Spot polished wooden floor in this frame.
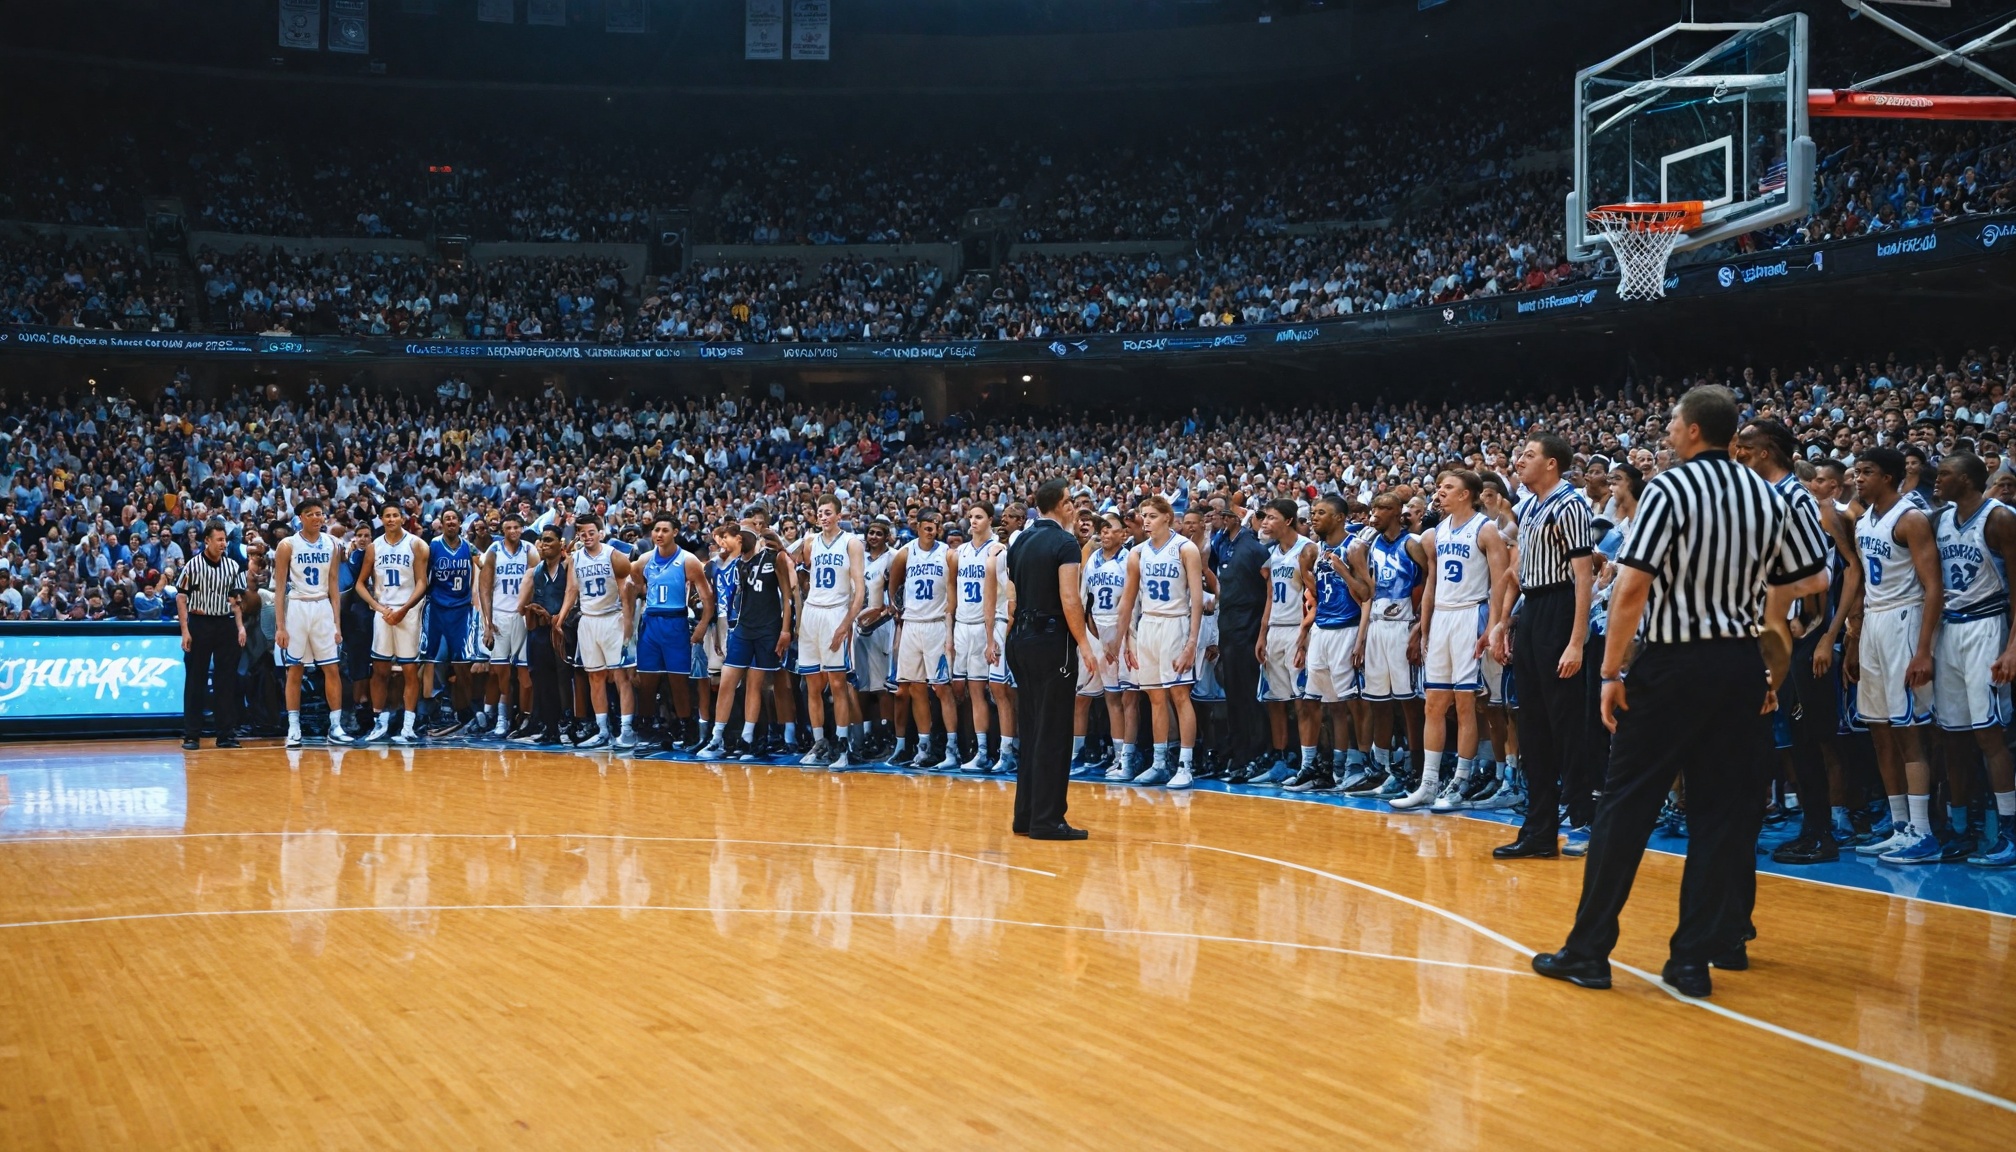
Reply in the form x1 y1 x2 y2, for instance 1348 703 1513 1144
0 741 2012 1149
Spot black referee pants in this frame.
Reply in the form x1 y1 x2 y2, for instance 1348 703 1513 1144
183 615 241 740
1007 622 1076 832
1513 586 1585 842
1216 622 1265 764
1564 639 1773 965
1782 629 1840 842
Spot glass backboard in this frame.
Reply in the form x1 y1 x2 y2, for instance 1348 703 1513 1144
1568 15 1813 261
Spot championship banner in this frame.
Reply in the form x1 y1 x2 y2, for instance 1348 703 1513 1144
527 0 567 26
745 0 783 59
477 0 515 23
605 0 647 33
790 0 829 60
328 0 370 53
278 0 322 50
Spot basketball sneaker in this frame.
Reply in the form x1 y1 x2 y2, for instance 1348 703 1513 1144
1856 823 1914 857
576 729 610 750
931 744 962 771
363 715 392 743
993 749 1017 775
801 740 833 767
1104 754 1135 782
327 724 355 745
1282 764 1331 792
1460 772 1500 808
1968 830 2016 867
1341 769 1390 797
1878 827 1942 866
1388 774 1440 810
1370 773 1412 801
1247 758 1295 787
390 727 420 746
612 729 638 752
1428 776 1471 813
697 736 728 760
1131 763 1169 787
1166 765 1194 790
961 750 995 774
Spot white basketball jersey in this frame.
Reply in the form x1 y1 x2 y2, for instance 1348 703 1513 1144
574 544 621 617
991 542 1013 621
287 531 335 602
1085 545 1129 626
373 533 417 609
903 540 951 623
955 540 994 625
1137 534 1191 619
489 540 532 615
1267 536 1308 626
1858 499 1924 613
1433 512 1491 608
805 530 854 610
1937 501 2008 620
863 548 895 612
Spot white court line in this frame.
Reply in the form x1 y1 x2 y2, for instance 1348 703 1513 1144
0 903 1529 975
0 833 1053 878
1166 841 2016 1116
1185 784 2016 920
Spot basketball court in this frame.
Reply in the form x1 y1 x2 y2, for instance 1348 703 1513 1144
0 738 2011 1147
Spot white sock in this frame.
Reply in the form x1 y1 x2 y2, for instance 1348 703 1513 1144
288 710 301 730
1006 737 1018 753
1347 748 1368 766
1073 735 1085 755
1301 745 1317 768
1906 794 1931 836
619 713 633 733
334 708 347 728
1180 746 1194 769
1151 745 1167 768
1119 742 1134 765
1373 746 1392 769
1455 756 1475 782
837 724 852 745
1422 749 1444 781
597 714 611 735
895 736 909 754
1997 791 2016 818
742 722 758 743
978 732 991 755
1888 794 1910 827
1505 754 1521 780
401 712 416 733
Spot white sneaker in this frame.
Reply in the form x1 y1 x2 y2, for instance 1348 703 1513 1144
285 729 303 748
327 725 355 745
698 739 727 760
828 749 853 770
491 720 509 739
1856 825 1915 857
1167 767 1194 790
1104 762 1134 781
364 718 391 743
577 730 610 750
1429 775 1471 813
1388 774 1441 811
612 729 638 751
933 750 961 771
391 728 418 746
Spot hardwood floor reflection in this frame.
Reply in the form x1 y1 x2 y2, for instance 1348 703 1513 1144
0 743 2010 1148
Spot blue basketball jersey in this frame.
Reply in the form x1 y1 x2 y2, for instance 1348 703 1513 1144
429 537 473 608
644 547 690 618
1312 538 1361 628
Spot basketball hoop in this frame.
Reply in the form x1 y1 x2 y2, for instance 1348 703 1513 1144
1586 201 1704 301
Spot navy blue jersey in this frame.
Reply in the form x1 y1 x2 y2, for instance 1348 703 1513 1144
1312 538 1361 628
429 537 474 609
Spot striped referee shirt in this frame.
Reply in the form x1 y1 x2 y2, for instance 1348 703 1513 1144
1516 480 1596 589
177 553 245 618
1618 451 1828 644
1772 472 1832 626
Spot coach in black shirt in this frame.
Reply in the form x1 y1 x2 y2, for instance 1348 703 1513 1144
1533 386 1828 999
1007 478 1094 840
1210 497 1272 775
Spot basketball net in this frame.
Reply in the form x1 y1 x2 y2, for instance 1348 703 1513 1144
1587 202 1704 301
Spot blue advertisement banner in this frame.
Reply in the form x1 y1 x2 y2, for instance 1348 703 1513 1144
0 625 185 723
1 213 2007 366
0 759 189 835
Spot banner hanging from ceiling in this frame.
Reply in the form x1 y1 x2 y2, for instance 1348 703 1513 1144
745 0 783 58
278 0 322 49
790 0 829 60
327 0 370 52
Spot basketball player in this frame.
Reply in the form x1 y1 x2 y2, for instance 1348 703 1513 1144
1346 493 1428 798
853 517 899 759
1252 498 1317 785
1289 494 1368 792
1395 470 1511 811
630 512 708 753
358 503 429 744
704 519 796 761
797 495 866 767
1077 513 1138 779
420 507 479 737
1113 495 1205 788
692 533 740 753
888 509 960 768
272 497 354 747
1930 453 2016 866
953 505 1007 771
478 513 535 739
1474 472 1524 807
557 513 637 750
1846 447 1945 864
983 514 1020 775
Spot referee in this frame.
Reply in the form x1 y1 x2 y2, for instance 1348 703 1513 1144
1493 432 1596 859
178 518 247 751
1533 386 1828 999
1006 477 1094 840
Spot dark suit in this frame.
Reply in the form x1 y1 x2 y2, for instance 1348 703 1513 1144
1212 524 1270 763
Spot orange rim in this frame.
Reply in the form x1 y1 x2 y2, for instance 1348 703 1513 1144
1587 200 1704 233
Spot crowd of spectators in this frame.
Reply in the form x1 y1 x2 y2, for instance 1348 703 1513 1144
3 341 2008 622
0 238 189 331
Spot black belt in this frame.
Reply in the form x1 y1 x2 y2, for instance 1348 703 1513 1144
1523 582 1573 595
